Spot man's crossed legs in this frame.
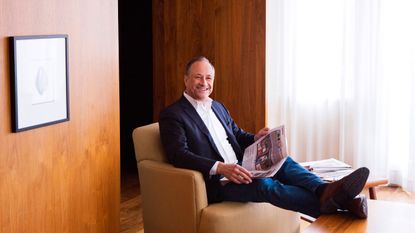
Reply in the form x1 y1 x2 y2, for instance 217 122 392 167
219 156 370 218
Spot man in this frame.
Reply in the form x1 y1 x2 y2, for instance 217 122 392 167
159 56 369 218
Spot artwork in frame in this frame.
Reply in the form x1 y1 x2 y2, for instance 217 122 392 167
10 34 69 132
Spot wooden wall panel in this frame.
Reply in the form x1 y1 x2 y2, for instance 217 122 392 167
0 0 120 232
214 0 266 133
153 0 265 133
152 0 216 119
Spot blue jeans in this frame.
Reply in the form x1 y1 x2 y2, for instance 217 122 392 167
219 156 325 217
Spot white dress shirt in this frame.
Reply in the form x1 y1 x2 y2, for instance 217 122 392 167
183 92 238 175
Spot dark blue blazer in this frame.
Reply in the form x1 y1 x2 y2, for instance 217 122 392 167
159 96 255 202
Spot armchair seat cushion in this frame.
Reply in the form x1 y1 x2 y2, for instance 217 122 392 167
199 202 300 233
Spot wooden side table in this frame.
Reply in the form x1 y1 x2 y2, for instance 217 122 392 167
300 159 389 200
302 200 415 233
364 178 388 200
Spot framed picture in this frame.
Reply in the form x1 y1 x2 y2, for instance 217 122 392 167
10 35 69 132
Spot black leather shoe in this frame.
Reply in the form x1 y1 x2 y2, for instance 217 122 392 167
344 195 368 218
320 167 370 213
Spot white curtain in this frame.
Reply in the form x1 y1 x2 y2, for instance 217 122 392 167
266 0 415 192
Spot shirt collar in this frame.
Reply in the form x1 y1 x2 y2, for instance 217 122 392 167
183 91 213 110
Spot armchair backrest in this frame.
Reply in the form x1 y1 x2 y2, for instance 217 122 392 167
132 122 168 163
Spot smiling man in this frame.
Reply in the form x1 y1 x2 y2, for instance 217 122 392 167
184 57 215 101
159 56 370 219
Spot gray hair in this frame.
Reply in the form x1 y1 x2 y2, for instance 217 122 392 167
185 56 215 76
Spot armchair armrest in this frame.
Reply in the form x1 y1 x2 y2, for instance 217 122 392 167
138 160 208 233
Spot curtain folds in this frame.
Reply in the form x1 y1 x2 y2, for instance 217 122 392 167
266 0 415 191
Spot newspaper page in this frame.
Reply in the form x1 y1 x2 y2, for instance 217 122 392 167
241 125 288 178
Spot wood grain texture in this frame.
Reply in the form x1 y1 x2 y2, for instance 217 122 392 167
153 0 265 133
0 0 120 232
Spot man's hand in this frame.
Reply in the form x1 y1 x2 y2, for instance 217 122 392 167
254 127 270 141
217 162 252 184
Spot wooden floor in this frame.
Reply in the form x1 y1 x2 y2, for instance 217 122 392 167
120 166 415 233
120 166 143 233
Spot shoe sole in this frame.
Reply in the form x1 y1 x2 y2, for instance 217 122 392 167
352 196 368 218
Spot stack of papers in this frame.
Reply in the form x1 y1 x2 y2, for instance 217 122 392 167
300 158 354 182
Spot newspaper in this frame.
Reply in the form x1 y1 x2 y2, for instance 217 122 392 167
300 158 353 182
241 125 288 178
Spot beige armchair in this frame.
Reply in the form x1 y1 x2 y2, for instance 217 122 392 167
132 123 300 233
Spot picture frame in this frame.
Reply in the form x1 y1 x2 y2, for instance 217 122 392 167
10 34 69 132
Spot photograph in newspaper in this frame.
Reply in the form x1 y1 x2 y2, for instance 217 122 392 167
242 125 288 178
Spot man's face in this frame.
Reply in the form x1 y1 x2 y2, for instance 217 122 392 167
184 60 215 101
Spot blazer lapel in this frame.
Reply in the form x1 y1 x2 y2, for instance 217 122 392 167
179 97 222 158
211 102 243 158
211 103 231 134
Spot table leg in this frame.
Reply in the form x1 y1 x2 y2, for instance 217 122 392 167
369 187 377 199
